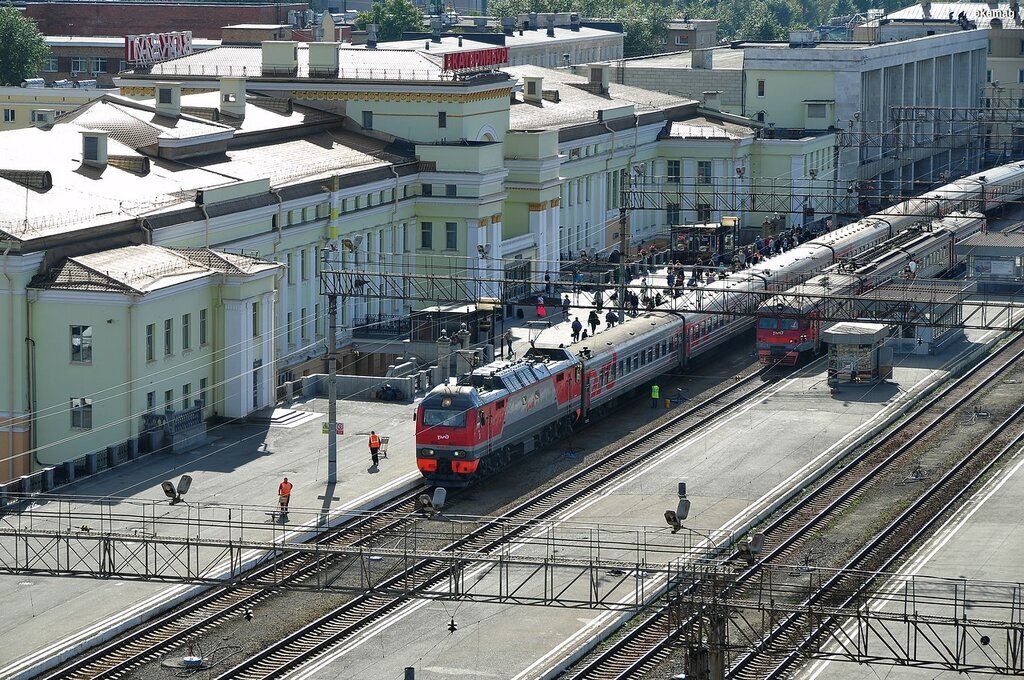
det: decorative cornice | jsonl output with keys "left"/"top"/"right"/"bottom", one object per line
{"left": 478, "top": 218, "right": 488, "bottom": 228}
{"left": 292, "top": 88, "right": 512, "bottom": 104}
{"left": 527, "top": 202, "right": 548, "bottom": 212}
{"left": 550, "top": 197, "right": 561, "bottom": 208}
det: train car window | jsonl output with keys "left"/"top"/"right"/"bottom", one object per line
{"left": 662, "top": 340, "right": 668, "bottom": 355}
{"left": 556, "top": 373, "right": 565, "bottom": 382}
{"left": 781, "top": 319, "right": 799, "bottom": 330}
{"left": 618, "top": 359, "right": 624, "bottom": 374}
{"left": 758, "top": 318, "right": 779, "bottom": 329}
{"left": 423, "top": 409, "right": 467, "bottom": 427}
{"left": 497, "top": 400, "right": 505, "bottom": 409}
{"left": 478, "top": 412, "right": 486, "bottom": 427}
{"left": 647, "top": 348, "right": 654, "bottom": 363}
{"left": 640, "top": 351, "right": 646, "bottom": 366}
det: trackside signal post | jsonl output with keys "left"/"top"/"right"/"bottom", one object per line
{"left": 321, "top": 245, "right": 340, "bottom": 484}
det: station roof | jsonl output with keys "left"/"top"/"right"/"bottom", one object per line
{"left": 857, "top": 279, "right": 975, "bottom": 303}
{"left": 612, "top": 47, "right": 745, "bottom": 71}
{"left": 30, "top": 244, "right": 280, "bottom": 295}
{"left": 0, "top": 94, "right": 408, "bottom": 244}
{"left": 506, "top": 65, "right": 691, "bottom": 131}
{"left": 144, "top": 44, "right": 449, "bottom": 82}
{"left": 957, "top": 231, "right": 1024, "bottom": 249}
{"left": 664, "top": 116, "right": 754, "bottom": 140}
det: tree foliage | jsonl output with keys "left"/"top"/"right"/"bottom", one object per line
{"left": 354, "top": 0, "right": 425, "bottom": 42}
{"left": 0, "top": 5, "right": 48, "bottom": 86}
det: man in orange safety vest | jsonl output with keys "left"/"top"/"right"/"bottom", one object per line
{"left": 369, "top": 431, "right": 382, "bottom": 467}
{"left": 278, "top": 477, "right": 293, "bottom": 512}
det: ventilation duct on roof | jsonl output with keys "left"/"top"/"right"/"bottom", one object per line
{"left": 81, "top": 130, "right": 108, "bottom": 168}
{"left": 308, "top": 42, "right": 340, "bottom": 77}
{"left": 220, "top": 77, "right": 246, "bottom": 118}
{"left": 261, "top": 41, "right": 299, "bottom": 76}
{"left": 155, "top": 83, "right": 182, "bottom": 118}
{"left": 0, "top": 169, "right": 53, "bottom": 190}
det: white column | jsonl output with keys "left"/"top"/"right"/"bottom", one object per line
{"left": 259, "top": 291, "right": 275, "bottom": 409}
{"left": 222, "top": 300, "right": 249, "bottom": 418}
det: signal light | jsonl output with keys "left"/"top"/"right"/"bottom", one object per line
{"left": 448, "top": 617, "right": 458, "bottom": 633}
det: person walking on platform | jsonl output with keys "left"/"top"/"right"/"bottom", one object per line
{"left": 571, "top": 317, "right": 583, "bottom": 343}
{"left": 504, "top": 328, "right": 515, "bottom": 357}
{"left": 369, "top": 431, "right": 382, "bottom": 467}
{"left": 278, "top": 477, "right": 293, "bottom": 512}
{"left": 588, "top": 309, "right": 600, "bottom": 336}
{"left": 605, "top": 309, "right": 618, "bottom": 329}
{"left": 562, "top": 295, "right": 571, "bottom": 317}
{"left": 651, "top": 384, "right": 660, "bottom": 409}
{"left": 594, "top": 289, "right": 603, "bottom": 314}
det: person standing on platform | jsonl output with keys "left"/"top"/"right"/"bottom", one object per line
{"left": 536, "top": 295, "right": 546, "bottom": 318}
{"left": 504, "top": 328, "right": 515, "bottom": 357}
{"left": 605, "top": 309, "right": 618, "bottom": 329}
{"left": 571, "top": 317, "right": 582, "bottom": 343}
{"left": 369, "top": 431, "right": 382, "bottom": 467}
{"left": 588, "top": 309, "right": 600, "bottom": 336}
{"left": 594, "top": 289, "right": 603, "bottom": 313}
{"left": 651, "top": 384, "right": 660, "bottom": 409}
{"left": 562, "top": 295, "right": 571, "bottom": 317}
{"left": 278, "top": 477, "right": 293, "bottom": 512}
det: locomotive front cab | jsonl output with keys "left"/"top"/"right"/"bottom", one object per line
{"left": 756, "top": 314, "right": 812, "bottom": 366}
{"left": 416, "top": 389, "right": 484, "bottom": 481}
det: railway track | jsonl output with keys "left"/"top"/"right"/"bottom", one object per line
{"left": 562, "top": 332, "right": 1024, "bottom": 680}
{"left": 38, "top": 488, "right": 429, "bottom": 680}
{"left": 212, "top": 369, "right": 778, "bottom": 679}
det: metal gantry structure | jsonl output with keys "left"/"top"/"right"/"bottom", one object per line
{"left": 1, "top": 503, "right": 1023, "bottom": 675}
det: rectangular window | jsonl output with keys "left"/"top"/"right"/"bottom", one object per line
{"left": 182, "top": 313, "right": 191, "bottom": 351}
{"left": 757, "top": 79, "right": 765, "bottom": 97}
{"left": 807, "top": 103, "right": 826, "bottom": 118}
{"left": 118, "top": 59, "right": 127, "bottom": 73}
{"left": 71, "top": 57, "right": 86, "bottom": 74}
{"left": 674, "top": 36, "right": 689, "bottom": 47}
{"left": 987, "top": 69, "right": 993, "bottom": 83}
{"left": 301, "top": 307, "right": 308, "bottom": 340}
{"left": 158, "top": 87, "right": 171, "bottom": 104}
{"left": 300, "top": 248, "right": 308, "bottom": 280}
{"left": 252, "top": 301, "right": 260, "bottom": 337}
{"left": 422, "top": 183, "right": 433, "bottom": 197}
{"left": 667, "top": 203, "right": 681, "bottom": 224}
{"left": 146, "top": 324, "right": 155, "bottom": 361}
{"left": 362, "top": 110, "right": 373, "bottom": 129}
{"left": 70, "top": 325, "right": 92, "bottom": 363}
{"left": 70, "top": 397, "right": 92, "bottom": 429}
{"left": 182, "top": 383, "right": 191, "bottom": 409}
{"left": 90, "top": 57, "right": 106, "bottom": 73}
{"left": 287, "top": 311, "right": 294, "bottom": 344}
{"left": 697, "top": 161, "right": 712, "bottom": 185}
{"left": 286, "top": 252, "right": 294, "bottom": 284}
{"left": 315, "top": 303, "right": 321, "bottom": 337}
{"left": 146, "top": 391, "right": 156, "bottom": 411}
{"left": 199, "top": 308, "right": 208, "bottom": 345}
{"left": 43, "top": 55, "right": 58, "bottom": 72}
{"left": 697, "top": 202, "right": 712, "bottom": 222}
{"left": 438, "top": 111, "right": 447, "bottom": 128}
{"left": 199, "top": 377, "right": 208, "bottom": 406}
{"left": 421, "top": 221, "right": 433, "bottom": 249}
{"left": 1018, "top": 70, "right": 1024, "bottom": 84}
{"left": 164, "top": 389, "right": 174, "bottom": 411}
{"left": 1020, "top": 39, "right": 1024, "bottom": 54}
{"left": 667, "top": 160, "right": 681, "bottom": 183}
{"left": 445, "top": 184, "right": 457, "bottom": 197}
{"left": 2, "top": 109, "right": 13, "bottom": 123}
{"left": 445, "top": 221, "right": 457, "bottom": 249}
{"left": 164, "top": 319, "right": 173, "bottom": 355}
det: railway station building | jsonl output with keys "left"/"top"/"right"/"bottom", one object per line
{"left": 578, "top": 28, "right": 989, "bottom": 205}
{"left": 0, "top": 40, "right": 874, "bottom": 481}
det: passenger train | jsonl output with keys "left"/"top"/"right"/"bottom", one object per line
{"left": 415, "top": 163, "right": 1024, "bottom": 487}
{"left": 755, "top": 212, "right": 984, "bottom": 365}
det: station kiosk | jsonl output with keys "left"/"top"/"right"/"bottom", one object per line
{"left": 823, "top": 322, "right": 893, "bottom": 388}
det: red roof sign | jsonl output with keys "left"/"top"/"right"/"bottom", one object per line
{"left": 442, "top": 47, "right": 509, "bottom": 74}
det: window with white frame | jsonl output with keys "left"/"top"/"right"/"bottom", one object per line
{"left": 70, "top": 397, "right": 93, "bottom": 429}
{"left": 43, "top": 55, "right": 58, "bottom": 72}
{"left": 445, "top": 222, "right": 457, "bottom": 250}
{"left": 199, "top": 308, "right": 208, "bottom": 345}
{"left": 90, "top": 57, "right": 106, "bottom": 73}
{"left": 697, "top": 161, "right": 712, "bottom": 185}
{"left": 71, "top": 57, "right": 86, "bottom": 74}
{"left": 667, "top": 160, "right": 681, "bottom": 183}
{"left": 70, "top": 325, "right": 92, "bottom": 363}
{"left": 2, "top": 110, "right": 14, "bottom": 123}
{"left": 164, "top": 318, "right": 173, "bottom": 355}
{"left": 182, "top": 313, "right": 191, "bottom": 351}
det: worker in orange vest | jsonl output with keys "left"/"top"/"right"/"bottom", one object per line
{"left": 277, "top": 477, "right": 293, "bottom": 512}
{"left": 369, "top": 431, "right": 382, "bottom": 467}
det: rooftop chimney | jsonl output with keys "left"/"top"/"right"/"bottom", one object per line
{"left": 588, "top": 63, "right": 609, "bottom": 95}
{"left": 261, "top": 41, "right": 299, "bottom": 76}
{"left": 308, "top": 41, "right": 340, "bottom": 76}
{"left": 431, "top": 18, "right": 442, "bottom": 43}
{"left": 523, "top": 75, "right": 544, "bottom": 103}
{"left": 570, "top": 13, "right": 581, "bottom": 31}
{"left": 529, "top": 12, "right": 539, "bottom": 30}
{"left": 219, "top": 77, "right": 246, "bottom": 118}
{"left": 501, "top": 17, "right": 515, "bottom": 35}
{"left": 155, "top": 82, "right": 182, "bottom": 117}
{"left": 703, "top": 90, "right": 721, "bottom": 111}
{"left": 546, "top": 15, "right": 555, "bottom": 37}
{"left": 367, "top": 24, "right": 378, "bottom": 48}
{"left": 81, "top": 130, "right": 108, "bottom": 168}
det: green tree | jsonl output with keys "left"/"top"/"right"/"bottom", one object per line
{"left": 0, "top": 4, "right": 48, "bottom": 86}
{"left": 354, "top": 0, "right": 425, "bottom": 42}
{"left": 739, "top": 2, "right": 787, "bottom": 40}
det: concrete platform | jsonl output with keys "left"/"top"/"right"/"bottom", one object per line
{"left": 0, "top": 398, "right": 422, "bottom": 679}
{"left": 285, "top": 328, "right": 1011, "bottom": 678}
{"left": 794, "top": 443, "right": 1024, "bottom": 680}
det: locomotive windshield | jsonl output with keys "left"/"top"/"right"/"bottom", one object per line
{"left": 757, "top": 317, "right": 800, "bottom": 330}
{"left": 422, "top": 409, "right": 467, "bottom": 427}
